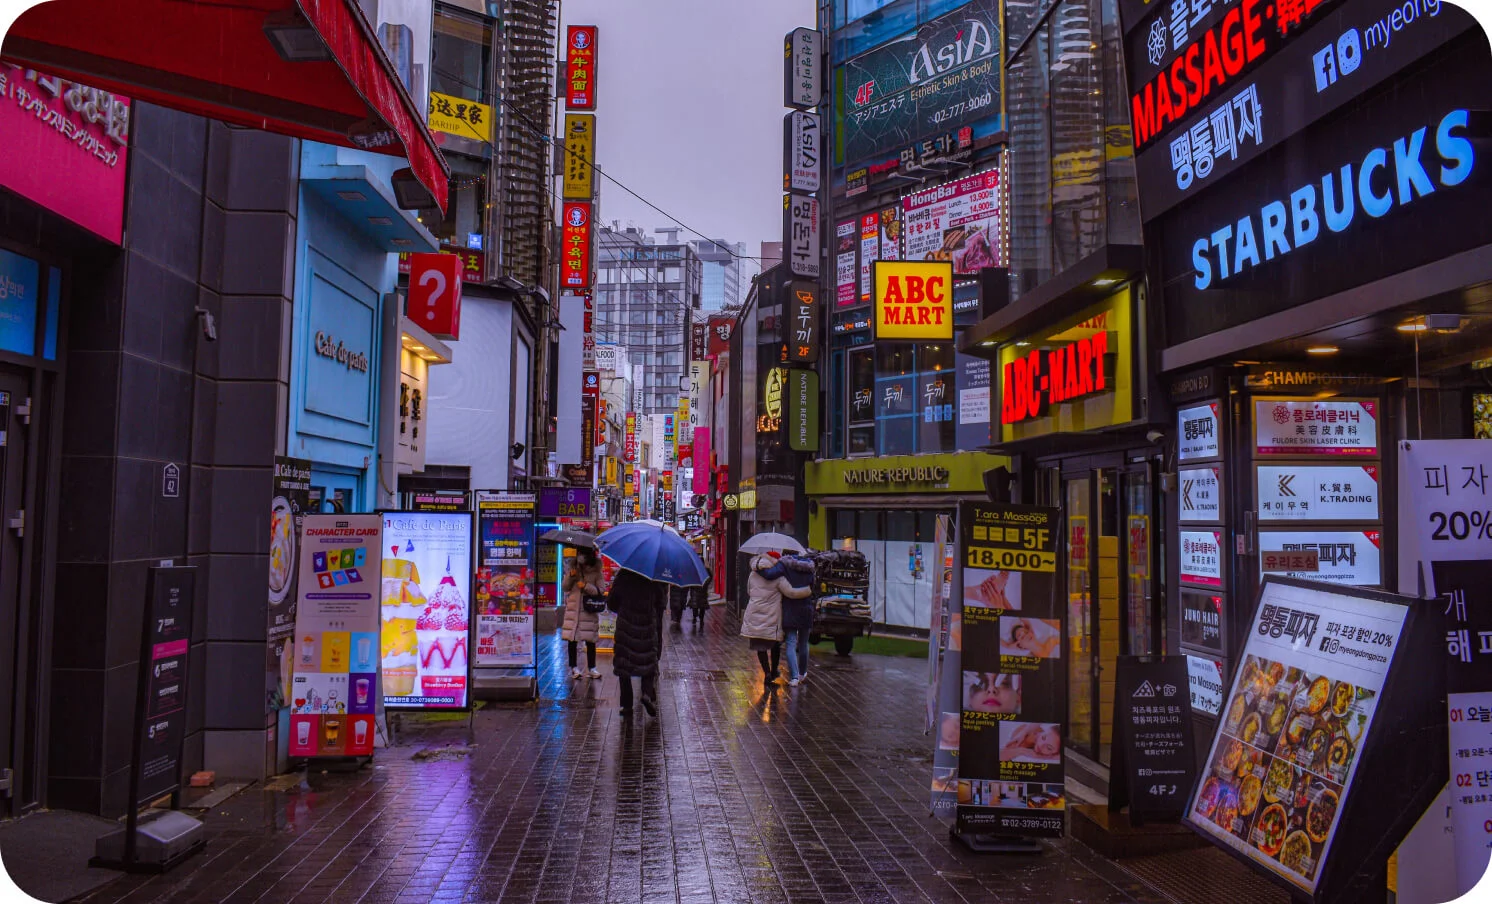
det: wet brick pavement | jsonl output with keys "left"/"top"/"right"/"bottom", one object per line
{"left": 73, "top": 608, "right": 1277, "bottom": 904}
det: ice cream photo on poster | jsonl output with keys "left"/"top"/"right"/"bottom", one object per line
{"left": 964, "top": 568, "right": 1021, "bottom": 610}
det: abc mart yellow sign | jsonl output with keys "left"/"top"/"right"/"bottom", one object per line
{"left": 872, "top": 261, "right": 953, "bottom": 340}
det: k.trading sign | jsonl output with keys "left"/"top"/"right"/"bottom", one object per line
{"left": 565, "top": 26, "right": 598, "bottom": 110}
{"left": 872, "top": 261, "right": 953, "bottom": 340}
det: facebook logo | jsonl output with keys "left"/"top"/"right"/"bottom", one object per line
{"left": 1313, "top": 28, "right": 1362, "bottom": 92}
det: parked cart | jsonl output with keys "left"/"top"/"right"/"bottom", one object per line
{"left": 807, "top": 549, "right": 872, "bottom": 655}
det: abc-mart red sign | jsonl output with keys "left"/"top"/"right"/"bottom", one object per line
{"left": 1001, "top": 330, "right": 1116, "bottom": 425}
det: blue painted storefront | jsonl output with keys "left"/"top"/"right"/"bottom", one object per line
{"left": 289, "top": 143, "right": 437, "bottom": 511}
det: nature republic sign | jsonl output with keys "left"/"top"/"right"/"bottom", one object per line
{"left": 872, "top": 260, "right": 953, "bottom": 340}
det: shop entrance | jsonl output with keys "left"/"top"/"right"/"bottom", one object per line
{"left": 1045, "top": 455, "right": 1160, "bottom": 768}
{"left": 0, "top": 372, "right": 30, "bottom": 812}
{"left": 828, "top": 507, "right": 952, "bottom": 631}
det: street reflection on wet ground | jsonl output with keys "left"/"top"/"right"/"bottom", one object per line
{"left": 76, "top": 609, "right": 1267, "bottom": 904}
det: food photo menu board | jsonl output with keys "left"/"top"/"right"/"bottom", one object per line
{"left": 956, "top": 501, "right": 1065, "bottom": 837}
{"left": 288, "top": 515, "right": 382, "bottom": 757}
{"left": 1186, "top": 578, "right": 1409, "bottom": 896}
{"left": 474, "top": 492, "right": 537, "bottom": 669}
{"left": 381, "top": 511, "right": 473, "bottom": 710}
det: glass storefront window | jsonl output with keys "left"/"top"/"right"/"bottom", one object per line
{"left": 875, "top": 343, "right": 917, "bottom": 456}
{"left": 916, "top": 343, "right": 956, "bottom": 453}
{"left": 1067, "top": 476, "right": 1093, "bottom": 752}
{"left": 848, "top": 347, "right": 876, "bottom": 455}
{"left": 1124, "top": 468, "right": 1155, "bottom": 656}
{"left": 1008, "top": 22, "right": 1052, "bottom": 297}
{"left": 1048, "top": 0, "right": 1103, "bottom": 272}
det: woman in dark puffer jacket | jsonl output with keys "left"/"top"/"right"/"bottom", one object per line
{"left": 608, "top": 568, "right": 664, "bottom": 718}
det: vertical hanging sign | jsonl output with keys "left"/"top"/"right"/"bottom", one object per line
{"left": 956, "top": 501, "right": 1065, "bottom": 837}
{"left": 565, "top": 26, "right": 598, "bottom": 110}
{"left": 784, "top": 27, "right": 823, "bottom": 108}
{"left": 560, "top": 202, "right": 593, "bottom": 289}
{"left": 784, "top": 193, "right": 820, "bottom": 279}
{"left": 379, "top": 512, "right": 473, "bottom": 710}
{"left": 290, "top": 515, "right": 383, "bottom": 756}
{"left": 783, "top": 110, "right": 821, "bottom": 193}
{"left": 562, "top": 113, "right": 596, "bottom": 199}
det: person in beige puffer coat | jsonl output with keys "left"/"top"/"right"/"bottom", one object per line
{"left": 561, "top": 548, "right": 605, "bottom": 679}
{"left": 741, "top": 552, "right": 812, "bottom": 685}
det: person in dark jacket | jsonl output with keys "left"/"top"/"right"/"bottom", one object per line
{"left": 607, "top": 569, "right": 663, "bottom": 718}
{"left": 687, "top": 568, "right": 712, "bottom": 630}
{"left": 668, "top": 583, "right": 689, "bottom": 629}
{"left": 773, "top": 555, "right": 817, "bottom": 686}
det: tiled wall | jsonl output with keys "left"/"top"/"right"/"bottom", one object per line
{"left": 49, "top": 104, "right": 299, "bottom": 816}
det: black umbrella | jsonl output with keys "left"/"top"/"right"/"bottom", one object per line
{"left": 540, "top": 527, "right": 597, "bottom": 548}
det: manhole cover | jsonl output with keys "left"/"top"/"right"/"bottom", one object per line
{"left": 411, "top": 745, "right": 474, "bottom": 762}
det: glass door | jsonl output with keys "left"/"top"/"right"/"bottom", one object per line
{"left": 1122, "top": 464, "right": 1158, "bottom": 656}
{"left": 1065, "top": 476, "right": 1094, "bottom": 755}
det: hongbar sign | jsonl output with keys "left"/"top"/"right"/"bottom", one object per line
{"left": 1001, "top": 330, "right": 1117, "bottom": 424}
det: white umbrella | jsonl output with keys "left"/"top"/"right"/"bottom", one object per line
{"left": 739, "top": 532, "right": 806, "bottom": 554}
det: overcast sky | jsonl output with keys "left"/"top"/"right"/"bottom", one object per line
{"left": 558, "top": 0, "right": 816, "bottom": 271}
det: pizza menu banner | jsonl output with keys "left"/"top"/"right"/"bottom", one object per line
{"left": 289, "top": 515, "right": 382, "bottom": 757}
{"left": 1187, "top": 579, "right": 1407, "bottom": 896}
{"left": 955, "top": 501, "right": 1065, "bottom": 837}
{"left": 1398, "top": 440, "right": 1492, "bottom": 896}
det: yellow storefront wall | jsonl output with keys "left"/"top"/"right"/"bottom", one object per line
{"left": 804, "top": 452, "right": 1010, "bottom": 549}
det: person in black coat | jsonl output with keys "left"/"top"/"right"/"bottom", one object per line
{"left": 687, "top": 568, "right": 712, "bottom": 630}
{"left": 608, "top": 568, "right": 662, "bottom": 717}
{"left": 775, "top": 555, "right": 817, "bottom": 686}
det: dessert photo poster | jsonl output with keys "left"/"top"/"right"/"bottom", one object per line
{"left": 380, "top": 511, "right": 474, "bottom": 710}
{"left": 288, "top": 514, "right": 382, "bottom": 758}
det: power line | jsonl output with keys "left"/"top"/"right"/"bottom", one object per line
{"left": 434, "top": 62, "right": 769, "bottom": 270}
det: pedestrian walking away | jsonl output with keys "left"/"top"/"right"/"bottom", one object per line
{"left": 688, "top": 567, "right": 712, "bottom": 630}
{"left": 742, "top": 552, "right": 811, "bottom": 685}
{"left": 607, "top": 568, "right": 663, "bottom": 717}
{"left": 560, "top": 547, "right": 605, "bottom": 679}
{"left": 668, "top": 581, "right": 689, "bottom": 629}
{"left": 774, "top": 554, "right": 816, "bottom": 686}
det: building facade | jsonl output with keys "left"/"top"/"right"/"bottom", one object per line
{"left": 690, "top": 238, "right": 747, "bottom": 312}
{"left": 593, "top": 226, "right": 702, "bottom": 417}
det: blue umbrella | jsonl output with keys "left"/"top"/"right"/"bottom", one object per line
{"left": 596, "top": 521, "right": 709, "bottom": 587}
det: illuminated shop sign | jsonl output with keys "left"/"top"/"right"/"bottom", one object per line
{"left": 872, "top": 260, "right": 953, "bottom": 339}
{"left": 1000, "top": 329, "right": 1115, "bottom": 425}
{"left": 1188, "top": 108, "right": 1473, "bottom": 290}
{"left": 997, "top": 292, "right": 1134, "bottom": 442}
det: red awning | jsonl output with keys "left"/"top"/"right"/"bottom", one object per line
{"left": 3, "top": 0, "right": 449, "bottom": 212}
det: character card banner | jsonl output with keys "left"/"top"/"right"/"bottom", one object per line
{"left": 956, "top": 501, "right": 1065, "bottom": 836}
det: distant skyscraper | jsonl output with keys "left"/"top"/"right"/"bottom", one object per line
{"left": 759, "top": 241, "right": 782, "bottom": 273}
{"left": 594, "top": 226, "right": 703, "bottom": 416}
{"left": 690, "top": 238, "right": 746, "bottom": 312}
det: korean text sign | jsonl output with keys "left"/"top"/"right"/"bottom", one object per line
{"left": 561, "top": 202, "right": 593, "bottom": 288}
{"left": 475, "top": 493, "right": 536, "bottom": 670}
{"left": 380, "top": 512, "right": 473, "bottom": 709}
{"left": 290, "top": 515, "right": 382, "bottom": 756}
{"left": 955, "top": 502, "right": 1065, "bottom": 837}
{"left": 566, "top": 26, "right": 598, "bottom": 110}
{"left": 562, "top": 113, "right": 596, "bottom": 200}
{"left": 1186, "top": 579, "right": 1408, "bottom": 896}
{"left": 901, "top": 167, "right": 1007, "bottom": 275}
{"left": 1399, "top": 440, "right": 1492, "bottom": 896}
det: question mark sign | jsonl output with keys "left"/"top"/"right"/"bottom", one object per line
{"left": 419, "top": 268, "right": 446, "bottom": 322}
